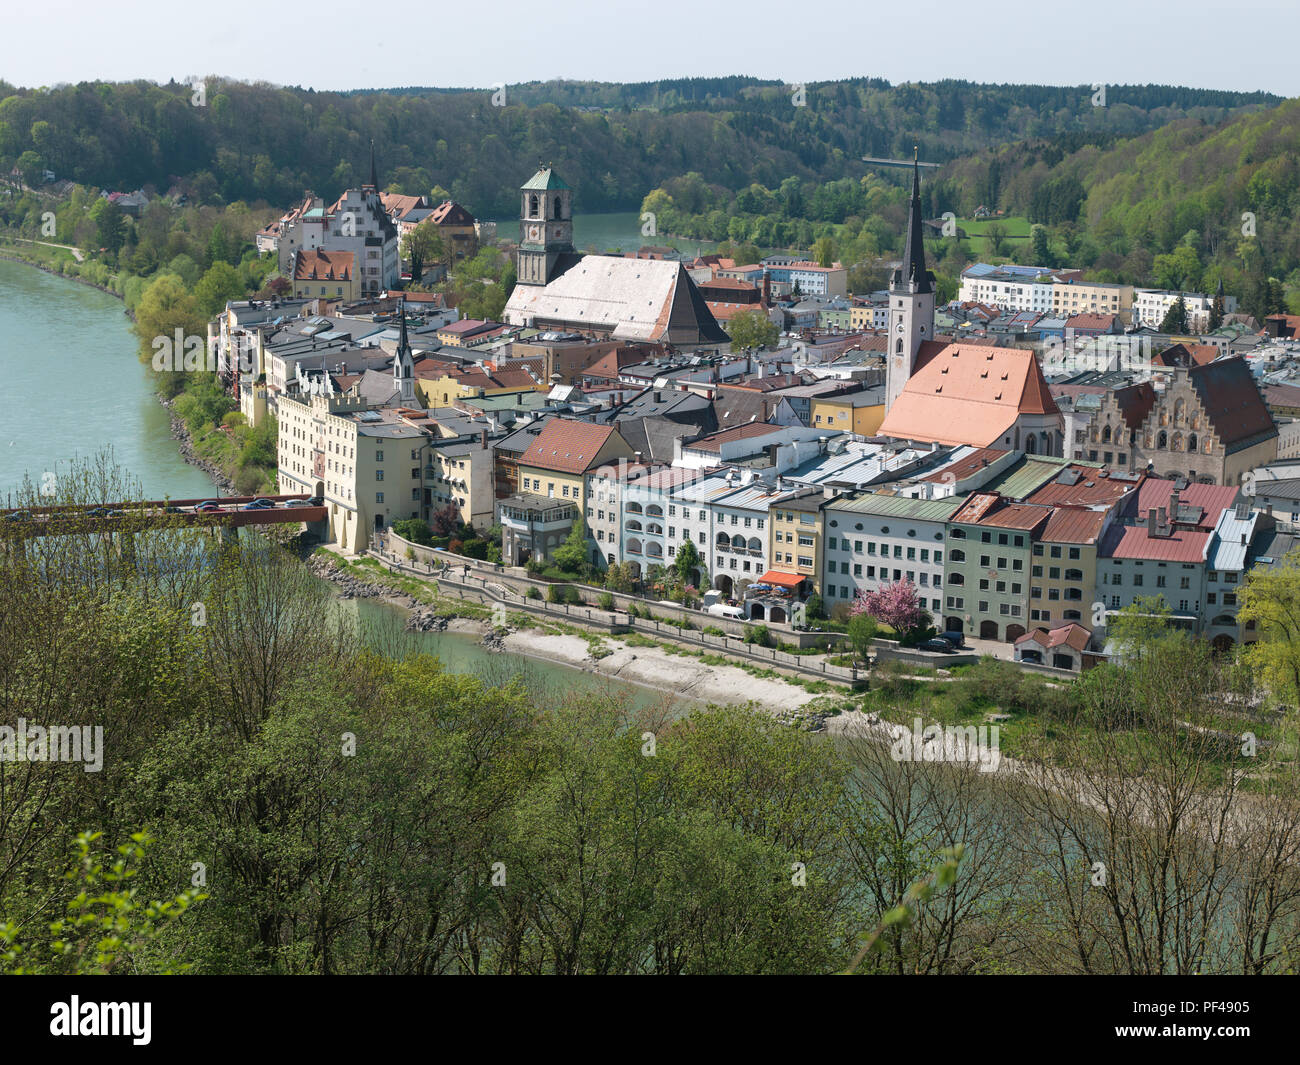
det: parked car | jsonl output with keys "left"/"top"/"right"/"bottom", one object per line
{"left": 939, "top": 631, "right": 966, "bottom": 649}
{"left": 194, "top": 501, "right": 222, "bottom": 512}
{"left": 85, "top": 507, "right": 110, "bottom": 517}
{"left": 283, "top": 499, "right": 314, "bottom": 508}
{"left": 919, "top": 638, "right": 955, "bottom": 653}
{"left": 2, "top": 510, "right": 32, "bottom": 522}
{"left": 241, "top": 498, "right": 275, "bottom": 510}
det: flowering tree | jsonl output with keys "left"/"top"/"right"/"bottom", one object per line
{"left": 851, "top": 579, "right": 924, "bottom": 634}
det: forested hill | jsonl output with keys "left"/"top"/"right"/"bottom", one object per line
{"left": 930, "top": 96, "right": 1300, "bottom": 294}
{"left": 0, "top": 77, "right": 1279, "bottom": 215}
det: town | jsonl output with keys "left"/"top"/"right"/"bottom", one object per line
{"left": 197, "top": 154, "right": 1300, "bottom": 672}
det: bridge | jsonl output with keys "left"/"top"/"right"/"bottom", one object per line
{"left": 0, "top": 493, "right": 328, "bottom": 539}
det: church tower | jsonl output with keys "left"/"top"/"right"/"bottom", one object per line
{"left": 517, "top": 167, "right": 574, "bottom": 286}
{"left": 885, "top": 151, "right": 936, "bottom": 413}
{"left": 393, "top": 297, "right": 417, "bottom": 407}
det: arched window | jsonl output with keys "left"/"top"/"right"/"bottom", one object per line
{"left": 554, "top": 195, "right": 563, "bottom": 218}
{"left": 950, "top": 549, "right": 965, "bottom": 562}
{"left": 748, "top": 537, "right": 762, "bottom": 552}
{"left": 1157, "top": 430, "right": 1168, "bottom": 449}
{"left": 1101, "top": 424, "right": 1112, "bottom": 443}
{"left": 646, "top": 504, "right": 663, "bottom": 517}
{"left": 647, "top": 523, "right": 663, "bottom": 536}
{"left": 627, "top": 538, "right": 642, "bottom": 555}
{"left": 716, "top": 532, "right": 730, "bottom": 547}
{"left": 528, "top": 193, "right": 539, "bottom": 217}
{"left": 1064, "top": 568, "right": 1083, "bottom": 582}
{"left": 627, "top": 502, "right": 643, "bottom": 514}
{"left": 1174, "top": 398, "right": 1186, "bottom": 424}
{"left": 626, "top": 520, "right": 643, "bottom": 533}
{"left": 1188, "top": 433, "right": 1198, "bottom": 453}
{"left": 948, "top": 573, "right": 965, "bottom": 586}
{"left": 896, "top": 338, "right": 904, "bottom": 354}
{"left": 950, "top": 528, "right": 966, "bottom": 538}
{"left": 1025, "top": 434, "right": 1038, "bottom": 455}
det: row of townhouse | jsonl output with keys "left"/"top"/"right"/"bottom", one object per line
{"left": 494, "top": 411, "right": 1268, "bottom": 648}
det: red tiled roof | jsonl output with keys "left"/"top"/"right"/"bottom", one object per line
{"left": 1065, "top": 312, "right": 1119, "bottom": 332}
{"left": 1152, "top": 342, "right": 1219, "bottom": 368}
{"left": 1015, "top": 622, "right": 1091, "bottom": 652}
{"left": 520, "top": 418, "right": 621, "bottom": 474}
{"left": 1264, "top": 384, "right": 1300, "bottom": 409}
{"left": 1025, "top": 466, "right": 1144, "bottom": 508}
{"left": 879, "top": 343, "right": 1060, "bottom": 447}
{"left": 921, "top": 447, "right": 1010, "bottom": 483}
{"left": 428, "top": 200, "right": 475, "bottom": 226}
{"left": 293, "top": 248, "right": 353, "bottom": 281}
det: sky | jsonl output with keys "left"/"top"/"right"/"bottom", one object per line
{"left": 6, "top": 0, "right": 1298, "bottom": 97}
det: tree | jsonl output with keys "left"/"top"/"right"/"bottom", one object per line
{"left": 206, "top": 222, "right": 236, "bottom": 267}
{"left": 550, "top": 520, "right": 588, "bottom": 575}
{"left": 15, "top": 150, "right": 43, "bottom": 188}
{"left": 728, "top": 309, "right": 778, "bottom": 351}
{"left": 852, "top": 579, "right": 923, "bottom": 634}
{"left": 983, "top": 221, "right": 1007, "bottom": 258}
{"left": 94, "top": 200, "right": 126, "bottom": 254}
{"left": 674, "top": 538, "right": 702, "bottom": 583}
{"left": 134, "top": 274, "right": 204, "bottom": 364}
{"left": 402, "top": 219, "right": 446, "bottom": 282}
{"left": 430, "top": 502, "right": 462, "bottom": 538}
{"left": 1240, "top": 552, "right": 1300, "bottom": 708}
{"left": 812, "top": 236, "right": 835, "bottom": 268}
{"left": 194, "top": 261, "right": 246, "bottom": 317}
{"left": 1209, "top": 288, "right": 1226, "bottom": 330}
{"left": 846, "top": 612, "right": 879, "bottom": 664}
{"left": 1030, "top": 224, "right": 1051, "bottom": 265}
{"left": 392, "top": 518, "right": 434, "bottom": 546}
{"left": 1159, "top": 296, "right": 1189, "bottom": 334}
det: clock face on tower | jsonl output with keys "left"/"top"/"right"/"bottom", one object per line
{"left": 526, "top": 224, "right": 542, "bottom": 242}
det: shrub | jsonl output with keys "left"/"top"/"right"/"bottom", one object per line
{"left": 564, "top": 586, "right": 583, "bottom": 605}
{"left": 743, "top": 624, "right": 773, "bottom": 648}
{"left": 703, "top": 625, "right": 725, "bottom": 636}
{"left": 599, "top": 592, "right": 614, "bottom": 611}
{"left": 527, "top": 587, "right": 542, "bottom": 600}
{"left": 546, "top": 583, "right": 561, "bottom": 604}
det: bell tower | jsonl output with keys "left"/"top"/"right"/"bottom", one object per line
{"left": 885, "top": 149, "right": 936, "bottom": 413}
{"left": 517, "top": 167, "right": 574, "bottom": 286}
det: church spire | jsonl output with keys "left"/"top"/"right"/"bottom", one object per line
{"left": 898, "top": 146, "right": 932, "bottom": 295}
{"left": 395, "top": 295, "right": 410, "bottom": 358}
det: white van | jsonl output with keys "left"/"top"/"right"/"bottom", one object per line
{"left": 706, "top": 603, "right": 745, "bottom": 619}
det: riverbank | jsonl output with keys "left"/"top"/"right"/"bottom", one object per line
{"left": 309, "top": 551, "right": 833, "bottom": 719}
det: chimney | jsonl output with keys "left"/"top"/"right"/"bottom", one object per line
{"left": 480, "top": 429, "right": 488, "bottom": 449}
{"left": 1147, "top": 508, "right": 1157, "bottom": 535}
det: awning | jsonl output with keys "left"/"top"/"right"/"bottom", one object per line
{"left": 757, "top": 570, "right": 805, "bottom": 589}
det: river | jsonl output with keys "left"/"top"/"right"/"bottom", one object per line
{"left": 0, "top": 257, "right": 215, "bottom": 502}
{"left": 0, "top": 256, "right": 668, "bottom": 704}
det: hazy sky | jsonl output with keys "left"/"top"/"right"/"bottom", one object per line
{"left": 7, "top": 0, "right": 1297, "bottom": 96}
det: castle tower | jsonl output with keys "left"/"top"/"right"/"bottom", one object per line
{"left": 885, "top": 150, "right": 936, "bottom": 413}
{"left": 517, "top": 167, "right": 574, "bottom": 286}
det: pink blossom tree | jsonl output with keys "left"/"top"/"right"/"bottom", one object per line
{"left": 851, "top": 578, "right": 925, "bottom": 634}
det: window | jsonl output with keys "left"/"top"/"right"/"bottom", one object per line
{"left": 375, "top": 470, "right": 384, "bottom": 482}
{"left": 375, "top": 492, "right": 384, "bottom": 503}
{"left": 375, "top": 450, "right": 384, "bottom": 462}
